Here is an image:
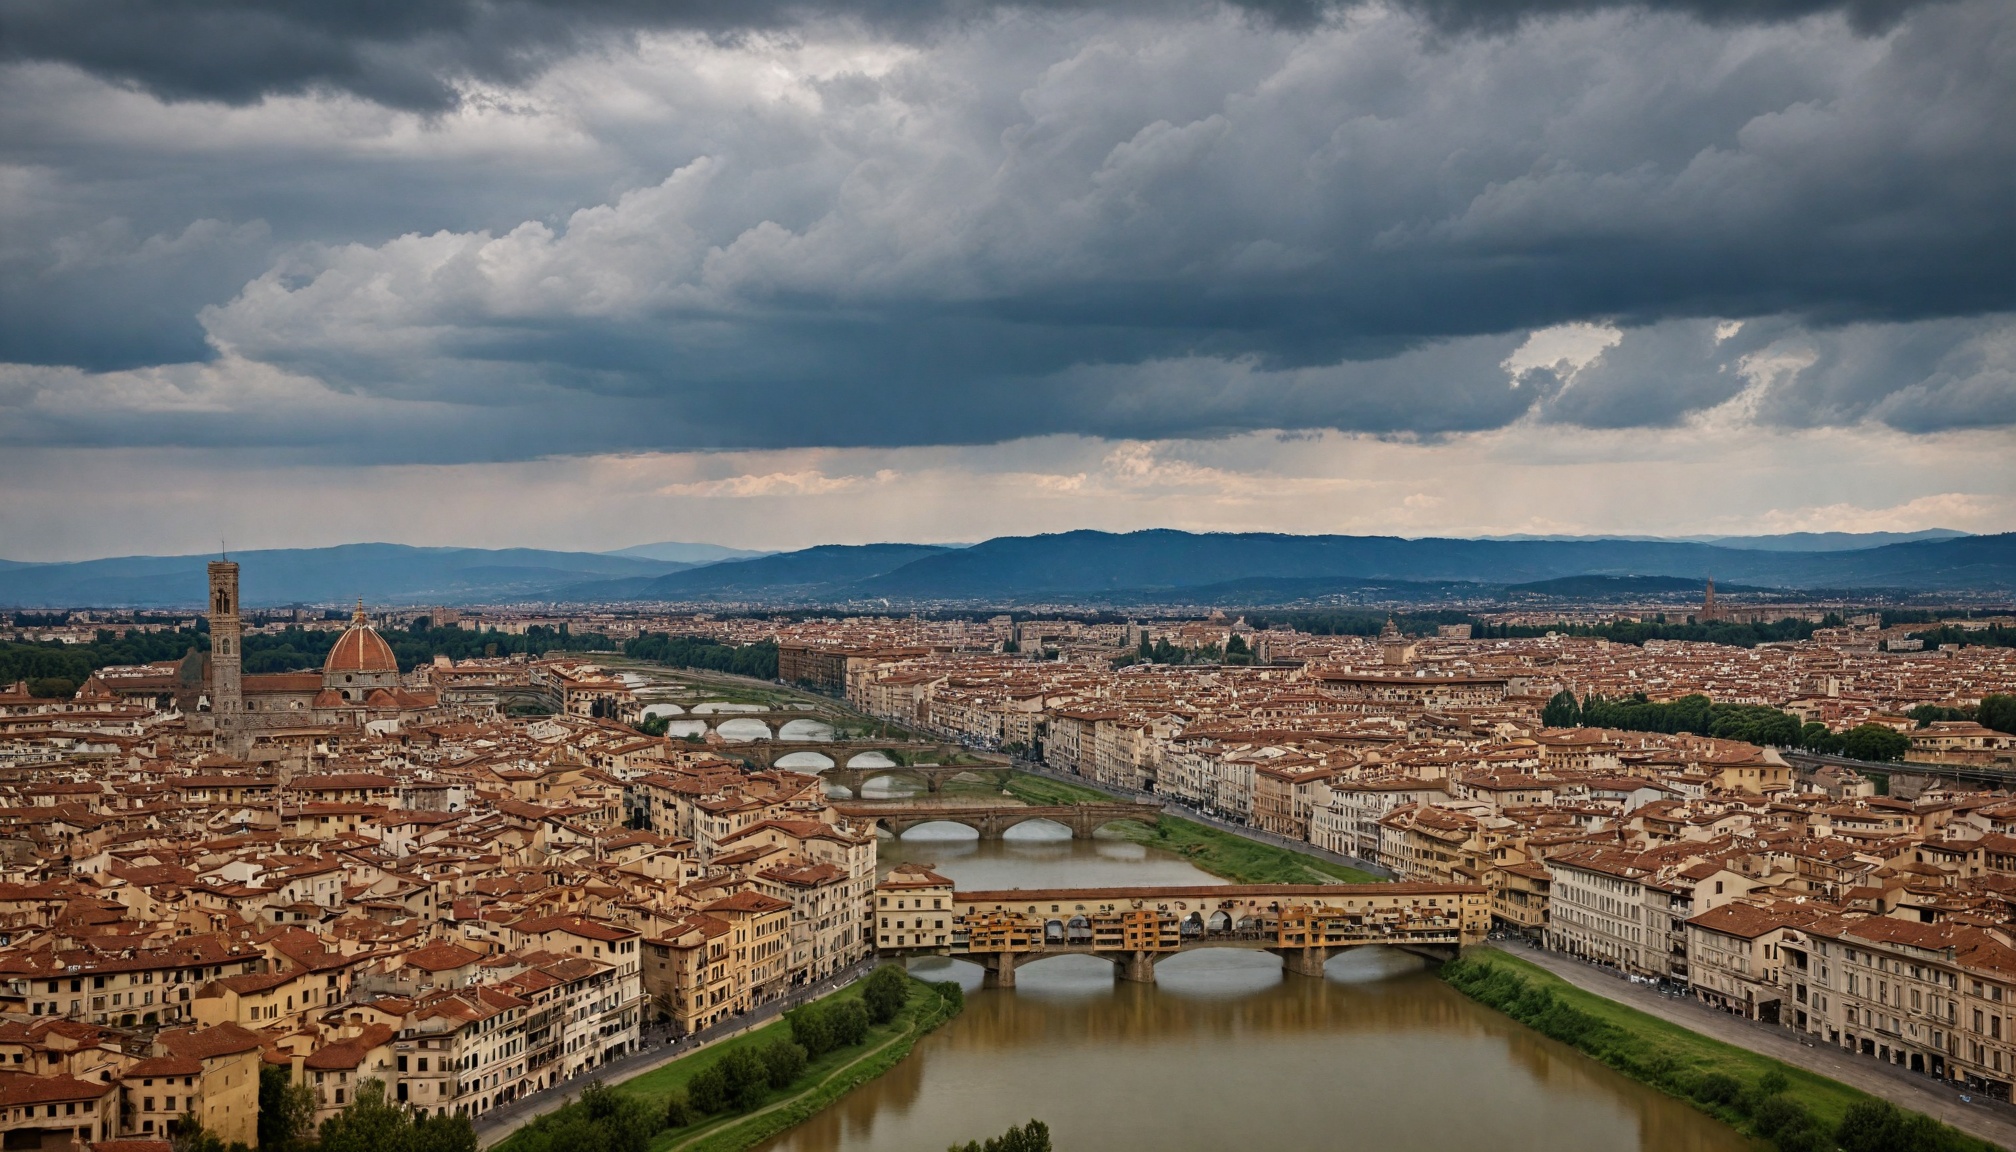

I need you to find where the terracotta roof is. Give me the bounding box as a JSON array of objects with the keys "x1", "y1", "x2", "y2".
[{"x1": 324, "y1": 607, "x2": 397, "y2": 675}]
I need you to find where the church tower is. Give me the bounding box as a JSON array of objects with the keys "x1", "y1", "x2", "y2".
[
  {"x1": 1701, "y1": 576, "x2": 1720, "y2": 622},
  {"x1": 207, "y1": 560, "x2": 245, "y2": 749}
]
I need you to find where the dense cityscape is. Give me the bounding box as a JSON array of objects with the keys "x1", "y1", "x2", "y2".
[
  {"x1": 5, "y1": 0, "x2": 2013, "y2": 1146},
  {"x1": 0, "y1": 553, "x2": 2010, "y2": 1150}
]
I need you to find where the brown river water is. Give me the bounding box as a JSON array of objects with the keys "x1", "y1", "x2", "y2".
[{"x1": 750, "y1": 826, "x2": 1749, "y2": 1152}]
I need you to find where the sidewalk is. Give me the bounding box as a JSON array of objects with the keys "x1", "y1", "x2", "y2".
[
  {"x1": 473, "y1": 960, "x2": 876, "y2": 1149},
  {"x1": 1497, "y1": 940, "x2": 2016, "y2": 1149},
  {"x1": 1008, "y1": 759, "x2": 1395, "y2": 879}
]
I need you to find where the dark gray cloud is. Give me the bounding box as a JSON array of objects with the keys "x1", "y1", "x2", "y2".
[
  {"x1": 0, "y1": 0, "x2": 2011, "y2": 462},
  {"x1": 0, "y1": 0, "x2": 1946, "y2": 112}
]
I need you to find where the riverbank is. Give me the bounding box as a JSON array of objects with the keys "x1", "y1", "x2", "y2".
[
  {"x1": 606, "y1": 974, "x2": 958, "y2": 1152},
  {"x1": 1443, "y1": 948, "x2": 2007, "y2": 1151},
  {"x1": 985, "y1": 769, "x2": 1383, "y2": 884}
]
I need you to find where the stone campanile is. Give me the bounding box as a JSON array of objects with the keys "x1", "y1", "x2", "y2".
[{"x1": 207, "y1": 560, "x2": 244, "y2": 746}]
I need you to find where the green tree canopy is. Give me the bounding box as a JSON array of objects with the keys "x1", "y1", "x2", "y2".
[{"x1": 949, "y1": 1119, "x2": 1053, "y2": 1152}]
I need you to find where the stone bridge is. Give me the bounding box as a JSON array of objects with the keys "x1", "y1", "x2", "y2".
[
  {"x1": 731, "y1": 741, "x2": 1011, "y2": 792},
  {"x1": 876, "y1": 882, "x2": 1488, "y2": 986},
  {"x1": 831, "y1": 801, "x2": 1162, "y2": 838},
  {"x1": 645, "y1": 707, "x2": 841, "y2": 739}
]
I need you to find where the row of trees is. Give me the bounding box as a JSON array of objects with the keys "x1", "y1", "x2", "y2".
[
  {"x1": 249, "y1": 1069, "x2": 474, "y2": 1152},
  {"x1": 1113, "y1": 634, "x2": 1254, "y2": 667},
  {"x1": 503, "y1": 970, "x2": 955, "y2": 1152},
  {"x1": 246, "y1": 623, "x2": 613, "y2": 674},
  {"x1": 1906, "y1": 625, "x2": 2016, "y2": 649},
  {"x1": 1479, "y1": 616, "x2": 1833, "y2": 648},
  {"x1": 1908, "y1": 695, "x2": 2016, "y2": 737},
  {"x1": 0, "y1": 618, "x2": 624, "y2": 697},
  {"x1": 0, "y1": 628, "x2": 206, "y2": 696},
  {"x1": 1442, "y1": 956, "x2": 1989, "y2": 1152},
  {"x1": 950, "y1": 1120, "x2": 1053, "y2": 1152},
  {"x1": 1541, "y1": 691, "x2": 1911, "y2": 760},
  {"x1": 622, "y1": 634, "x2": 780, "y2": 679}
]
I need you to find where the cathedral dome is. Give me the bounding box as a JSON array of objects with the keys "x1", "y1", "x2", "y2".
[{"x1": 324, "y1": 601, "x2": 398, "y2": 675}]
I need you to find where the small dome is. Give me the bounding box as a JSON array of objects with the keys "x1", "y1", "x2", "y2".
[{"x1": 324, "y1": 600, "x2": 398, "y2": 675}]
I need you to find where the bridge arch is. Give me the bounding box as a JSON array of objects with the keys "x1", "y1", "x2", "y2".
[
  {"x1": 777, "y1": 718, "x2": 835, "y2": 742},
  {"x1": 894, "y1": 820, "x2": 981, "y2": 841},
  {"x1": 772, "y1": 750, "x2": 835, "y2": 770},
  {"x1": 998, "y1": 815, "x2": 1073, "y2": 839},
  {"x1": 714, "y1": 717, "x2": 773, "y2": 742}
]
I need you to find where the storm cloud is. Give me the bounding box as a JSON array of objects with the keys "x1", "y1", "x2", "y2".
[
  {"x1": 0, "y1": 0, "x2": 1948, "y2": 111},
  {"x1": 0, "y1": 0, "x2": 2011, "y2": 476}
]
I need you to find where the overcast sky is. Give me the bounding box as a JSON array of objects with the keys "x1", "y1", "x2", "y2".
[{"x1": 2, "y1": 0, "x2": 2012, "y2": 559}]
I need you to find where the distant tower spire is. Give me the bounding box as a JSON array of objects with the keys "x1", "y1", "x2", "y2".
[{"x1": 1702, "y1": 576, "x2": 1718, "y2": 622}]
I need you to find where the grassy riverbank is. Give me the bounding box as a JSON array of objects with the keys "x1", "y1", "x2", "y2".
[
  {"x1": 1443, "y1": 949, "x2": 1996, "y2": 1152},
  {"x1": 991, "y1": 771, "x2": 1383, "y2": 884},
  {"x1": 500, "y1": 974, "x2": 959, "y2": 1152}
]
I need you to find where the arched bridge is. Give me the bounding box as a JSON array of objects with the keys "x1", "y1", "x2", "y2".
[
  {"x1": 874, "y1": 882, "x2": 1489, "y2": 986},
  {"x1": 832, "y1": 801, "x2": 1162, "y2": 839},
  {"x1": 645, "y1": 707, "x2": 842, "y2": 740},
  {"x1": 735, "y1": 742, "x2": 1012, "y2": 792}
]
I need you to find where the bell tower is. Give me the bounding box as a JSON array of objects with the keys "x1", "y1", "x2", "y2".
[{"x1": 207, "y1": 560, "x2": 245, "y2": 749}]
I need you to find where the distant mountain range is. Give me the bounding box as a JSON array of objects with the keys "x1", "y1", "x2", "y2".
[
  {"x1": 603, "y1": 541, "x2": 773, "y2": 564},
  {"x1": 2, "y1": 530, "x2": 2010, "y2": 608},
  {"x1": 0, "y1": 544, "x2": 690, "y2": 607},
  {"x1": 1479, "y1": 529, "x2": 1968, "y2": 552}
]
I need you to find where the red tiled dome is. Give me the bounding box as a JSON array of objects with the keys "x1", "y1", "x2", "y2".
[{"x1": 323, "y1": 602, "x2": 397, "y2": 675}]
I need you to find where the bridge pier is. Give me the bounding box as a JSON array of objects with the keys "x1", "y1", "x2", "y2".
[
  {"x1": 1114, "y1": 950, "x2": 1160, "y2": 984},
  {"x1": 980, "y1": 952, "x2": 1017, "y2": 988},
  {"x1": 1273, "y1": 947, "x2": 1336, "y2": 979}
]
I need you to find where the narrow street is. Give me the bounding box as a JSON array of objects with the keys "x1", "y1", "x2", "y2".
[{"x1": 1498, "y1": 942, "x2": 2016, "y2": 1149}]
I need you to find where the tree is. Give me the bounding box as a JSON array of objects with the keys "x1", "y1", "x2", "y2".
[
  {"x1": 1833, "y1": 1096, "x2": 1972, "y2": 1152},
  {"x1": 319, "y1": 1081, "x2": 414, "y2": 1152},
  {"x1": 761, "y1": 1039, "x2": 808, "y2": 1089},
  {"x1": 1541, "y1": 690, "x2": 1582, "y2": 728},
  {"x1": 786, "y1": 1004, "x2": 837, "y2": 1058},
  {"x1": 1980, "y1": 694, "x2": 2016, "y2": 737},
  {"x1": 831, "y1": 999, "x2": 871, "y2": 1046},
  {"x1": 1838, "y1": 723, "x2": 1909, "y2": 763},
  {"x1": 862, "y1": 964, "x2": 911, "y2": 1025},
  {"x1": 687, "y1": 1063, "x2": 731, "y2": 1114},
  {"x1": 949, "y1": 1119, "x2": 1053, "y2": 1152},
  {"x1": 410, "y1": 1111, "x2": 477, "y2": 1152},
  {"x1": 258, "y1": 1065, "x2": 317, "y2": 1152},
  {"x1": 1798, "y1": 722, "x2": 1840, "y2": 754},
  {"x1": 170, "y1": 1120, "x2": 248, "y2": 1152}
]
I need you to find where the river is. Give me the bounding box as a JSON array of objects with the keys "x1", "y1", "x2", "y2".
[{"x1": 750, "y1": 827, "x2": 1748, "y2": 1152}]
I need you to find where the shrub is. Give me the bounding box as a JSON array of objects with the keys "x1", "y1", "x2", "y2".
[
  {"x1": 662, "y1": 1090, "x2": 696, "y2": 1130},
  {"x1": 1692, "y1": 1072, "x2": 1743, "y2": 1107},
  {"x1": 934, "y1": 980, "x2": 965, "y2": 1011},
  {"x1": 1751, "y1": 1096, "x2": 1813, "y2": 1142}
]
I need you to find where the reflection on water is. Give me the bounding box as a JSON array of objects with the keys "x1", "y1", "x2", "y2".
[
  {"x1": 757, "y1": 945, "x2": 1748, "y2": 1152},
  {"x1": 747, "y1": 829, "x2": 1750, "y2": 1152}
]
